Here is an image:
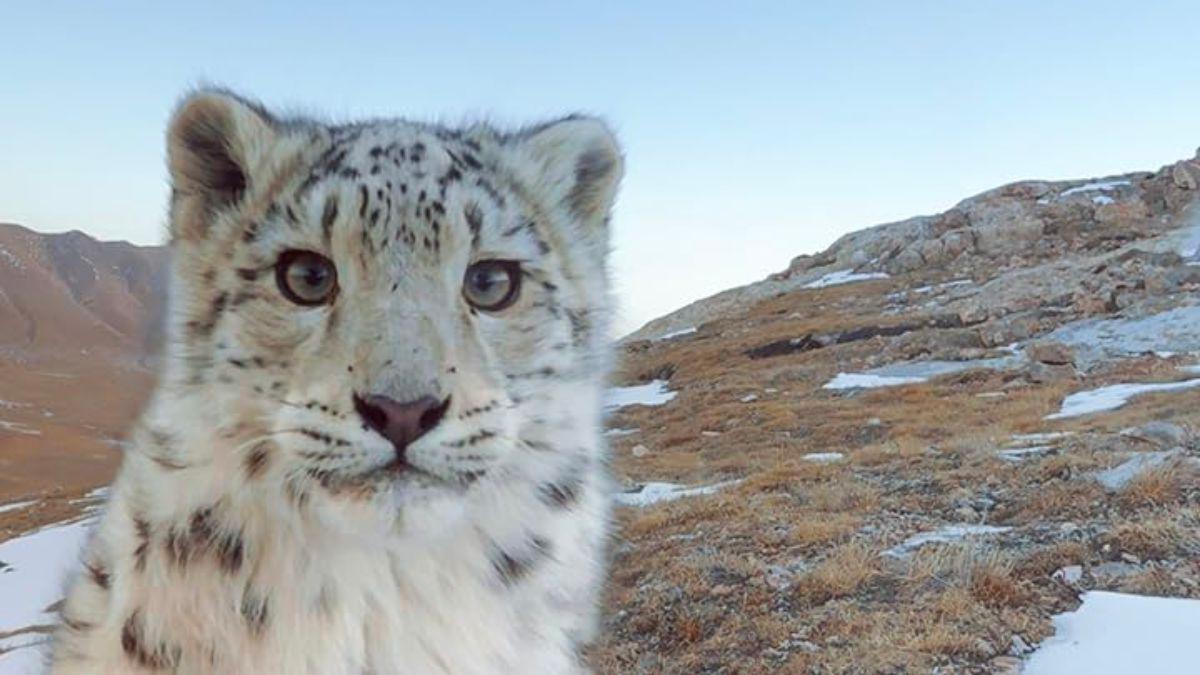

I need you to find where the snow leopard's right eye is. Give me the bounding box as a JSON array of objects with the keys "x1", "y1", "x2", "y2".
[{"x1": 275, "y1": 250, "x2": 338, "y2": 306}]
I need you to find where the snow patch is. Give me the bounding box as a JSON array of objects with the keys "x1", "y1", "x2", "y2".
[
  {"x1": 0, "y1": 420, "x2": 40, "y2": 436},
  {"x1": 655, "y1": 326, "x2": 697, "y2": 341},
  {"x1": 997, "y1": 446, "x2": 1054, "y2": 462},
  {"x1": 605, "y1": 427, "x2": 639, "y2": 438},
  {"x1": 802, "y1": 452, "x2": 845, "y2": 463},
  {"x1": 883, "y1": 524, "x2": 1011, "y2": 559},
  {"x1": 0, "y1": 635, "x2": 50, "y2": 674},
  {"x1": 803, "y1": 269, "x2": 890, "y2": 289},
  {"x1": 1010, "y1": 432, "x2": 1074, "y2": 444},
  {"x1": 1046, "y1": 379, "x2": 1200, "y2": 419},
  {"x1": 911, "y1": 279, "x2": 973, "y2": 294},
  {"x1": 0, "y1": 517, "x2": 97, "y2": 635},
  {"x1": 824, "y1": 353, "x2": 1022, "y2": 391},
  {"x1": 614, "y1": 480, "x2": 740, "y2": 507},
  {"x1": 0, "y1": 500, "x2": 36, "y2": 515},
  {"x1": 824, "y1": 373, "x2": 927, "y2": 390},
  {"x1": 1024, "y1": 591, "x2": 1200, "y2": 675},
  {"x1": 603, "y1": 381, "x2": 676, "y2": 411},
  {"x1": 1058, "y1": 179, "x2": 1131, "y2": 198},
  {"x1": 1091, "y1": 195, "x2": 1114, "y2": 205}
]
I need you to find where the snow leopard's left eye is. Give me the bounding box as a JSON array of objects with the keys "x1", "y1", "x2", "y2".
[
  {"x1": 275, "y1": 250, "x2": 338, "y2": 306},
  {"x1": 463, "y1": 260, "x2": 521, "y2": 312}
]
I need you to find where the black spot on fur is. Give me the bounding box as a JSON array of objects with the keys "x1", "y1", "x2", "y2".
[
  {"x1": 538, "y1": 477, "x2": 583, "y2": 509},
  {"x1": 133, "y1": 517, "x2": 151, "y2": 571},
  {"x1": 85, "y1": 561, "x2": 111, "y2": 590},
  {"x1": 241, "y1": 589, "x2": 270, "y2": 635},
  {"x1": 121, "y1": 610, "x2": 180, "y2": 670},
  {"x1": 566, "y1": 308, "x2": 590, "y2": 347},
  {"x1": 321, "y1": 196, "x2": 339, "y2": 242},
  {"x1": 465, "y1": 203, "x2": 483, "y2": 247},
  {"x1": 491, "y1": 537, "x2": 551, "y2": 586},
  {"x1": 244, "y1": 442, "x2": 270, "y2": 478},
  {"x1": 475, "y1": 177, "x2": 506, "y2": 207},
  {"x1": 187, "y1": 291, "x2": 229, "y2": 339},
  {"x1": 216, "y1": 531, "x2": 245, "y2": 574},
  {"x1": 358, "y1": 184, "x2": 369, "y2": 219}
]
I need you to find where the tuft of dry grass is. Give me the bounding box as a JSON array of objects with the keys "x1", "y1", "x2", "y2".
[
  {"x1": 1118, "y1": 466, "x2": 1185, "y2": 510},
  {"x1": 1105, "y1": 513, "x2": 1199, "y2": 560},
  {"x1": 794, "y1": 542, "x2": 881, "y2": 606}
]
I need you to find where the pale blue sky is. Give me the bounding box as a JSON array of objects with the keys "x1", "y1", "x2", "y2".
[{"x1": 3, "y1": 2, "x2": 1199, "y2": 333}]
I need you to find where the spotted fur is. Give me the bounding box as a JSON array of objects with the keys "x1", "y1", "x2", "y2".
[{"x1": 49, "y1": 89, "x2": 622, "y2": 674}]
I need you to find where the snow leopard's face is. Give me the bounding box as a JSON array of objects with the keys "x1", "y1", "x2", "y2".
[{"x1": 163, "y1": 91, "x2": 620, "y2": 518}]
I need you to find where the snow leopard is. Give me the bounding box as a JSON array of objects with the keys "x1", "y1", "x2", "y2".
[{"x1": 48, "y1": 88, "x2": 622, "y2": 674}]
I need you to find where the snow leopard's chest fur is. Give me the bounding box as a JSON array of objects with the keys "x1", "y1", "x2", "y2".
[{"x1": 49, "y1": 90, "x2": 622, "y2": 674}]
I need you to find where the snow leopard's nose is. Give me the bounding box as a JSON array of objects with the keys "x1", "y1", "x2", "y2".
[{"x1": 353, "y1": 393, "x2": 450, "y2": 454}]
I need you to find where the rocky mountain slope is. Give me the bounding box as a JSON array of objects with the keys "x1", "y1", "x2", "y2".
[
  {"x1": 0, "y1": 224, "x2": 165, "y2": 506},
  {"x1": 628, "y1": 149, "x2": 1200, "y2": 343},
  {"x1": 593, "y1": 150, "x2": 1200, "y2": 672}
]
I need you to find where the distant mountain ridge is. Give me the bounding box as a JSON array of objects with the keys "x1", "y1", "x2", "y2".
[{"x1": 0, "y1": 222, "x2": 168, "y2": 360}]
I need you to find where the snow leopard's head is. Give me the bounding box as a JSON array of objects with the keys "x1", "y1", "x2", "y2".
[{"x1": 161, "y1": 89, "x2": 620, "y2": 520}]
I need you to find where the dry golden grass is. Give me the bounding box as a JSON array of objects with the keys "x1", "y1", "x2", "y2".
[
  {"x1": 1118, "y1": 465, "x2": 1187, "y2": 510},
  {"x1": 1105, "y1": 511, "x2": 1199, "y2": 560},
  {"x1": 593, "y1": 274, "x2": 1200, "y2": 673},
  {"x1": 794, "y1": 542, "x2": 880, "y2": 606}
]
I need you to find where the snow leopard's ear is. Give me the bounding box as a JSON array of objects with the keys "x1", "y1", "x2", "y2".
[
  {"x1": 513, "y1": 117, "x2": 623, "y2": 234},
  {"x1": 167, "y1": 89, "x2": 276, "y2": 241}
]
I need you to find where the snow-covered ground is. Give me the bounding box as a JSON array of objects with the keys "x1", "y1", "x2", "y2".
[
  {"x1": 654, "y1": 326, "x2": 697, "y2": 341},
  {"x1": 802, "y1": 269, "x2": 890, "y2": 289},
  {"x1": 824, "y1": 352, "x2": 1022, "y2": 390},
  {"x1": 0, "y1": 420, "x2": 40, "y2": 436},
  {"x1": 1046, "y1": 378, "x2": 1200, "y2": 419},
  {"x1": 996, "y1": 432, "x2": 1071, "y2": 462},
  {"x1": 603, "y1": 380, "x2": 677, "y2": 410},
  {"x1": 0, "y1": 489, "x2": 108, "y2": 672},
  {"x1": 0, "y1": 500, "x2": 36, "y2": 515},
  {"x1": 614, "y1": 480, "x2": 740, "y2": 507},
  {"x1": 824, "y1": 373, "x2": 927, "y2": 390},
  {"x1": 604, "y1": 427, "x2": 639, "y2": 438},
  {"x1": 1024, "y1": 591, "x2": 1200, "y2": 674},
  {"x1": 1057, "y1": 179, "x2": 1130, "y2": 198},
  {"x1": 997, "y1": 445, "x2": 1054, "y2": 462},
  {"x1": 0, "y1": 517, "x2": 97, "y2": 672},
  {"x1": 802, "y1": 452, "x2": 845, "y2": 463},
  {"x1": 882, "y1": 524, "x2": 1011, "y2": 559},
  {"x1": 911, "y1": 279, "x2": 973, "y2": 294}
]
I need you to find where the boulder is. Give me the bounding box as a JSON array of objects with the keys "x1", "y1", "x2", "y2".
[{"x1": 1026, "y1": 341, "x2": 1075, "y2": 366}]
